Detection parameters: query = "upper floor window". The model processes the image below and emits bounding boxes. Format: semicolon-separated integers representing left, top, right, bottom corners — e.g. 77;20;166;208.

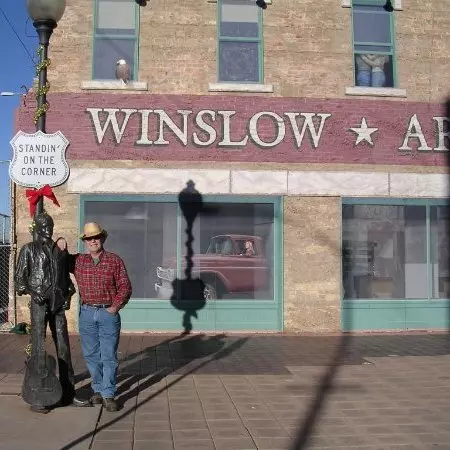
352;1;396;88
92;0;139;80
217;0;263;83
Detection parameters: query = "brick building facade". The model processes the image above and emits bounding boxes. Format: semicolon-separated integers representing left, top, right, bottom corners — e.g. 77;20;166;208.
13;0;450;333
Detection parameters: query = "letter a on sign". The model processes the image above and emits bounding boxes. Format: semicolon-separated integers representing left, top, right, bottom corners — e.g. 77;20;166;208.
9;130;70;188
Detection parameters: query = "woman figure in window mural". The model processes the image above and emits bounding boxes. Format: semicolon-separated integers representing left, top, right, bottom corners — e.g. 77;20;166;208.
240;240;256;257
356;54;389;88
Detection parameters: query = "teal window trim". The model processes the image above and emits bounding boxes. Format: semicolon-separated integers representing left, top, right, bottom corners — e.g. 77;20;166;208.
351;0;397;87
216;0;264;83
91;0;140;81
79;194;283;307
341;197;450;304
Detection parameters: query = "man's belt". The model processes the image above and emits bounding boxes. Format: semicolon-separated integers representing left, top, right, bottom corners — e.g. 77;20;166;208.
83;303;112;308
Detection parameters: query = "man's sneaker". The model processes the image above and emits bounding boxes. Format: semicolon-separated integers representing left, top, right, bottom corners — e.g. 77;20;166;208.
72;396;93;407
90;393;103;405
102;397;118;412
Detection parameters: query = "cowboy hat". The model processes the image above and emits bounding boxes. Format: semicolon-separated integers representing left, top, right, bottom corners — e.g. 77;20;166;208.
79;222;108;240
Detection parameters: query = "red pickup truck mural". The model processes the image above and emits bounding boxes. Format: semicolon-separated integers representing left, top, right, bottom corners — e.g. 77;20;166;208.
155;234;268;300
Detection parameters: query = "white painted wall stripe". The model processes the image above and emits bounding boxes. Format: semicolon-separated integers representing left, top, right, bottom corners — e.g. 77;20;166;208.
68;168;449;198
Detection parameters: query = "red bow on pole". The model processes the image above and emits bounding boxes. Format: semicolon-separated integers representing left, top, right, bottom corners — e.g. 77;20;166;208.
25;184;60;217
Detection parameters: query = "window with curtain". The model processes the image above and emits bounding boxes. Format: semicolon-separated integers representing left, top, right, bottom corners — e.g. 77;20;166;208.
217;0;263;83
352;1;396;88
343;202;450;300
92;0;138;80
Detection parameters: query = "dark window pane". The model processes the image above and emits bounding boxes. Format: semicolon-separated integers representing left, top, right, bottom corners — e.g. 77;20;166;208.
220;22;259;38
353;7;392;44
342;205;427;300
354;54;394;87
219;41;259;82
97;0;135;31
431;206;450;298
93;38;135;80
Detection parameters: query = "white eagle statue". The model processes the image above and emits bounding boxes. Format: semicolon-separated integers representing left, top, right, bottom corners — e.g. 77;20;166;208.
115;59;131;85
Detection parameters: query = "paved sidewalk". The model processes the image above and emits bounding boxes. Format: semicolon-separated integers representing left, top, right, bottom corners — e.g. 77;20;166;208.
1;332;450;449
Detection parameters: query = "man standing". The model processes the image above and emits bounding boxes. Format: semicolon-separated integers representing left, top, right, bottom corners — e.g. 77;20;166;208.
59;222;132;412
15;212;91;413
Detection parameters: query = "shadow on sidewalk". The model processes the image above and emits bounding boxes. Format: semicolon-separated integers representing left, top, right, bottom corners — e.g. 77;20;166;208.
62;335;248;450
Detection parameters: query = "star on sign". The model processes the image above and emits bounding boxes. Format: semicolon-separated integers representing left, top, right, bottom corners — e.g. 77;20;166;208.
349;118;378;146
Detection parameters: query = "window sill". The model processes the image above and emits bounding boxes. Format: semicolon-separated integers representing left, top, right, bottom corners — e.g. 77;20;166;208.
81;80;148;91
207;0;272;3
208;83;274;93
345;86;407;98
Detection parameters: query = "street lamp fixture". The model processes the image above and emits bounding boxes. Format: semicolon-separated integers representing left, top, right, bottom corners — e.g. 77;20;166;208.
26;0;65;216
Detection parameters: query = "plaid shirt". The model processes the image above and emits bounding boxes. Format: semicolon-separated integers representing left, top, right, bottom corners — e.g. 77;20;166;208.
72;251;132;309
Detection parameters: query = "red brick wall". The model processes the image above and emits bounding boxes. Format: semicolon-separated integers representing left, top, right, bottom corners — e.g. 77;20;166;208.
15;93;449;167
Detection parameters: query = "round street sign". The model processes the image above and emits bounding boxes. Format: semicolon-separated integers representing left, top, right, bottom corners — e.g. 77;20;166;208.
9;130;70;188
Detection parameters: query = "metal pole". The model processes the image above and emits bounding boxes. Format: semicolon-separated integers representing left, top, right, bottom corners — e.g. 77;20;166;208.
33;20;56;219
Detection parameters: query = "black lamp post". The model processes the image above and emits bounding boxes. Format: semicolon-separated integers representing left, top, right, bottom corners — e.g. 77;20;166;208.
26;0;66;216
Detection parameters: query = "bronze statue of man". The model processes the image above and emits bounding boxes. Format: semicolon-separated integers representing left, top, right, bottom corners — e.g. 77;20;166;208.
15;212;91;413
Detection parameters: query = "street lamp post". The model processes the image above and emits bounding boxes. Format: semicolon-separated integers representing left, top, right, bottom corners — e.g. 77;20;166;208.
26;0;66;217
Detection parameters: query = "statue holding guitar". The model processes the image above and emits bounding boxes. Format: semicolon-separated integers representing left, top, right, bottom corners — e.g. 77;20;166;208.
15;212;92;413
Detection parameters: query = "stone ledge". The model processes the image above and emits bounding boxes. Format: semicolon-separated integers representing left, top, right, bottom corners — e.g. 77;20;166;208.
345;86;407;98
208;83;274;93
68;168;448;198
208;0;272;3
81;80;148;91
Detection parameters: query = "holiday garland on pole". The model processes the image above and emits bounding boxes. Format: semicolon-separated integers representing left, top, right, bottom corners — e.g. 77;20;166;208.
33;45;51;125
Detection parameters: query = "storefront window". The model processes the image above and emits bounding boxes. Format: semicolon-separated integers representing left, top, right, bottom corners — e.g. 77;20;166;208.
83;198;275;301
431;206;450;299
343;204;427;299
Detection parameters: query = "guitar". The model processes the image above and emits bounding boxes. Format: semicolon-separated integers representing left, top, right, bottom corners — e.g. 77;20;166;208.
22;340;62;407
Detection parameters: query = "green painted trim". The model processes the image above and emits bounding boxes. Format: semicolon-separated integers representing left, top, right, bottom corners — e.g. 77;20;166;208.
176;202;182;282
91;0;139;81
339;197;345;328
354;42;393;47
217;0;263;83
390;6;397;87
259;4;264;84
342;198;450;206
125;300;280;309
275;197;283;330
135;4;140;81
426;203;431;300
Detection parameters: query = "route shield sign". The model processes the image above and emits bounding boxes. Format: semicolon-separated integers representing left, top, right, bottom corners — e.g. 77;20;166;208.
9;130;70;188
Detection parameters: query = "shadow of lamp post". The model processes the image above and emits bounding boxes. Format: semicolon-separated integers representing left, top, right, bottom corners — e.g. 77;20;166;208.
170;181;206;334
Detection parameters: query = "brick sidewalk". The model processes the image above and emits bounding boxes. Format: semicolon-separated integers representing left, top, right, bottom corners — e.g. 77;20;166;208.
1;332;450;449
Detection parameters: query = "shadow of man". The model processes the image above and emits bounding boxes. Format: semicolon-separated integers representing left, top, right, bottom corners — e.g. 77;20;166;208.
170;180;206;334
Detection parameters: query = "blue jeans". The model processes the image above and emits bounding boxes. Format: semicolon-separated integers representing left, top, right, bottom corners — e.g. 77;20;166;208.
79;304;121;398
372;70;386;87
357;69;371;87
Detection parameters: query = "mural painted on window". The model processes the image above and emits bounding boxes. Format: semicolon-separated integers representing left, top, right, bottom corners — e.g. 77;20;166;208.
431;206;450;299
84;199;275;301
352;3;395;88
343;204;428;299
